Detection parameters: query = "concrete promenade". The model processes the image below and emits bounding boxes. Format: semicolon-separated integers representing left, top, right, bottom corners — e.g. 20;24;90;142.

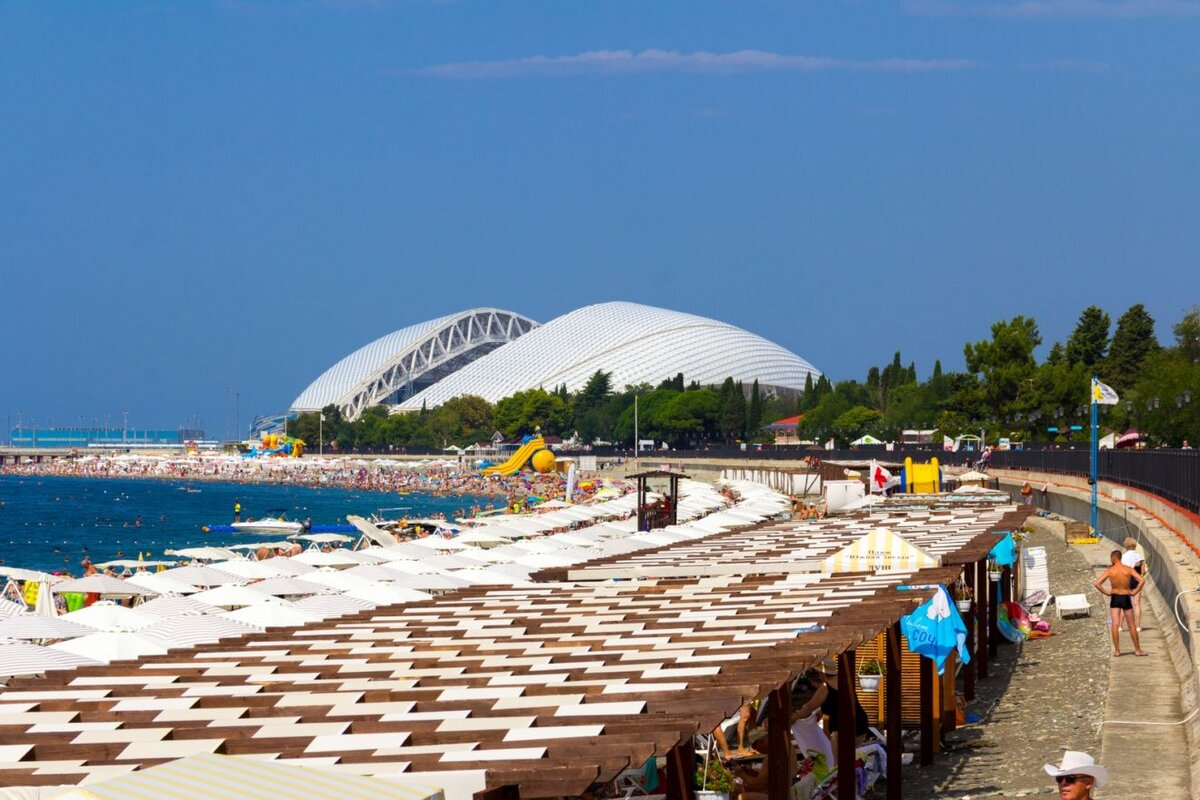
1075;539;1192;798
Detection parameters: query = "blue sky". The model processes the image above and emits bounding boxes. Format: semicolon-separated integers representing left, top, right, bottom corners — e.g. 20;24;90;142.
2;1;1197;437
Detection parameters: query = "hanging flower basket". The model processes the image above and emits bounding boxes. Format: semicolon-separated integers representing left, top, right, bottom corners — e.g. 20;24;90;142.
989;571;1003;582
956;599;973;613
696;792;729;800
857;658;883;692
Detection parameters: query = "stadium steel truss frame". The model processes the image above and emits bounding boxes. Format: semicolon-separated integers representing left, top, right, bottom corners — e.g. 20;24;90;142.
298;308;538;422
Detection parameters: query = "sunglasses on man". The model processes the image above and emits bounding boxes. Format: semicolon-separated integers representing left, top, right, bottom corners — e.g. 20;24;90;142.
1055;775;1087;785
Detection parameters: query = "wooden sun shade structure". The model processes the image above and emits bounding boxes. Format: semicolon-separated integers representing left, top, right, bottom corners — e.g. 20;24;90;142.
533;499;1034;796
0;568;958;800
631;469;687;532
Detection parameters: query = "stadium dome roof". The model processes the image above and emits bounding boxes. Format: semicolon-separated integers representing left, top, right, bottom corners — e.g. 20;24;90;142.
291;308;538;420
394;301;820;410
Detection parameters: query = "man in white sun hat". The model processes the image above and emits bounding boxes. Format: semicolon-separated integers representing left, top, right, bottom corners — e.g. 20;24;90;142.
1045;751;1108;799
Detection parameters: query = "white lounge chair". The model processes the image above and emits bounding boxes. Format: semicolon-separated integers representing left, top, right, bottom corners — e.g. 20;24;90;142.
1056;593;1092;618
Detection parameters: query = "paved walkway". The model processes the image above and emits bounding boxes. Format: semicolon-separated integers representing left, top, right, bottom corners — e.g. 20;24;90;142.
1075;541;1192;799
903;517;1109;798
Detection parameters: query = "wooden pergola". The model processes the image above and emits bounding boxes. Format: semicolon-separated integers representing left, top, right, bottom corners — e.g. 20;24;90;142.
0;569;958;800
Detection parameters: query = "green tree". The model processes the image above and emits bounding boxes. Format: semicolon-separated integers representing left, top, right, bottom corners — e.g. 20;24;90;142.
1173;305;1200;364
1105;304;1160;392
832;405;884;445
1065;305;1111;368
656;389;720;447
964;316;1042;423
493;389;568;438
429;395;493;446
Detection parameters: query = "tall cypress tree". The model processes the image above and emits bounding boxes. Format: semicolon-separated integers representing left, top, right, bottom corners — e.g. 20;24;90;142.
747;379;763;434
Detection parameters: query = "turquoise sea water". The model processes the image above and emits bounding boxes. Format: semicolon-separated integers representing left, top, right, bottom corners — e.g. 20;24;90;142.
0;475;489;574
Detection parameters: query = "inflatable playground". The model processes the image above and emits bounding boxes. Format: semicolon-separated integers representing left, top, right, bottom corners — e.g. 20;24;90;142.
479;430;557;477
243;433;305;458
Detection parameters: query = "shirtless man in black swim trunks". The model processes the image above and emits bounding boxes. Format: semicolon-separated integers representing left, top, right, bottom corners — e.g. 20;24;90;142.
1094;550;1146;657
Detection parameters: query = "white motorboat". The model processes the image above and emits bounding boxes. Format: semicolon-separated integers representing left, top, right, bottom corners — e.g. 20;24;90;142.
230;518;303;535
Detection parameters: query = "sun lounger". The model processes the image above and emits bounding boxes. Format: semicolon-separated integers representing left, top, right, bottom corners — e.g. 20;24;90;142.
1056;593;1091;618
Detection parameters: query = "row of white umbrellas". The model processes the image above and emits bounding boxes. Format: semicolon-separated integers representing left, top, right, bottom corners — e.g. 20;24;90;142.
0;479;790;681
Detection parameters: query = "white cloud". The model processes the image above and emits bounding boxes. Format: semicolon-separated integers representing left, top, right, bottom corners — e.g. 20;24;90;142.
405;49;977;79
906;0;1200;18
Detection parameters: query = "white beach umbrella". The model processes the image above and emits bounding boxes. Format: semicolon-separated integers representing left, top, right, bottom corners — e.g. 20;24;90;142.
51;631;169;663
297;569;367;592
371;560;438;575
221;600;321;628
0;598;26;618
262;558;317;576
0;641;99;678
454;531;511;548
343;583;432;606
50;575;151;596
34;580;57;617
0;613;95;640
405;536;468;551
139;615;262;647
342;564;411;582
384;573;470;592
210;559;290;580
191;585;274;609
165;547;240;561
420;554;484;570
134;595;222;619
63;601;155;632
160;565;244;586
247;577;329;597
286;549;359;568
125;572;200;596
291;594;374;618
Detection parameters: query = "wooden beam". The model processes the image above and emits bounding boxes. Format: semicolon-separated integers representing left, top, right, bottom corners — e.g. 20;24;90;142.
919;655;934;766
767;683;794;800
837;649;857;795
885;622;903;800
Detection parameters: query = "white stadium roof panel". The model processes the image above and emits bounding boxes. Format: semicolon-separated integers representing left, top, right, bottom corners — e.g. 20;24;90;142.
395;302;820;410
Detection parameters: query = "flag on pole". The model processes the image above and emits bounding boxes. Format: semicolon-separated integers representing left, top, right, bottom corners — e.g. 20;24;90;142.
870;460;899;493
943;435;955;452
1091;378;1119;405
320;413;326;422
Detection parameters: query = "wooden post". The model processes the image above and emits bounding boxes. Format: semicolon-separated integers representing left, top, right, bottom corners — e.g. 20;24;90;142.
665;742;696;800
975;558;989;679
964;566;976;701
941;650;957;733
886;623;903;800
767;683;794;800
838;650;858;795
919;655;934;766
989;566;1000;659
1001;565;1012;605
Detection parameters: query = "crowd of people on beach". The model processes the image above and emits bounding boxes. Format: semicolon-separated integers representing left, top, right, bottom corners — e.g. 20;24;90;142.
0;453;575;505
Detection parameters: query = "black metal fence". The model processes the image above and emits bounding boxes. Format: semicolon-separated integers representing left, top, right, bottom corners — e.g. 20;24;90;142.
991;448;1200;514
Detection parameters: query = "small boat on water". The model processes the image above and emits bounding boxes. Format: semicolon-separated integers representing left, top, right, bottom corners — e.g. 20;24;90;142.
230;519;303;534
231;508;303;535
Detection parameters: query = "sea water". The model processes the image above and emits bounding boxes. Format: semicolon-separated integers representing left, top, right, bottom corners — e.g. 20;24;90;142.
0;474;491;574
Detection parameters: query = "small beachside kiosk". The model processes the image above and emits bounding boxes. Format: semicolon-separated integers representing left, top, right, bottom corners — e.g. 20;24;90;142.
631;469;686;531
